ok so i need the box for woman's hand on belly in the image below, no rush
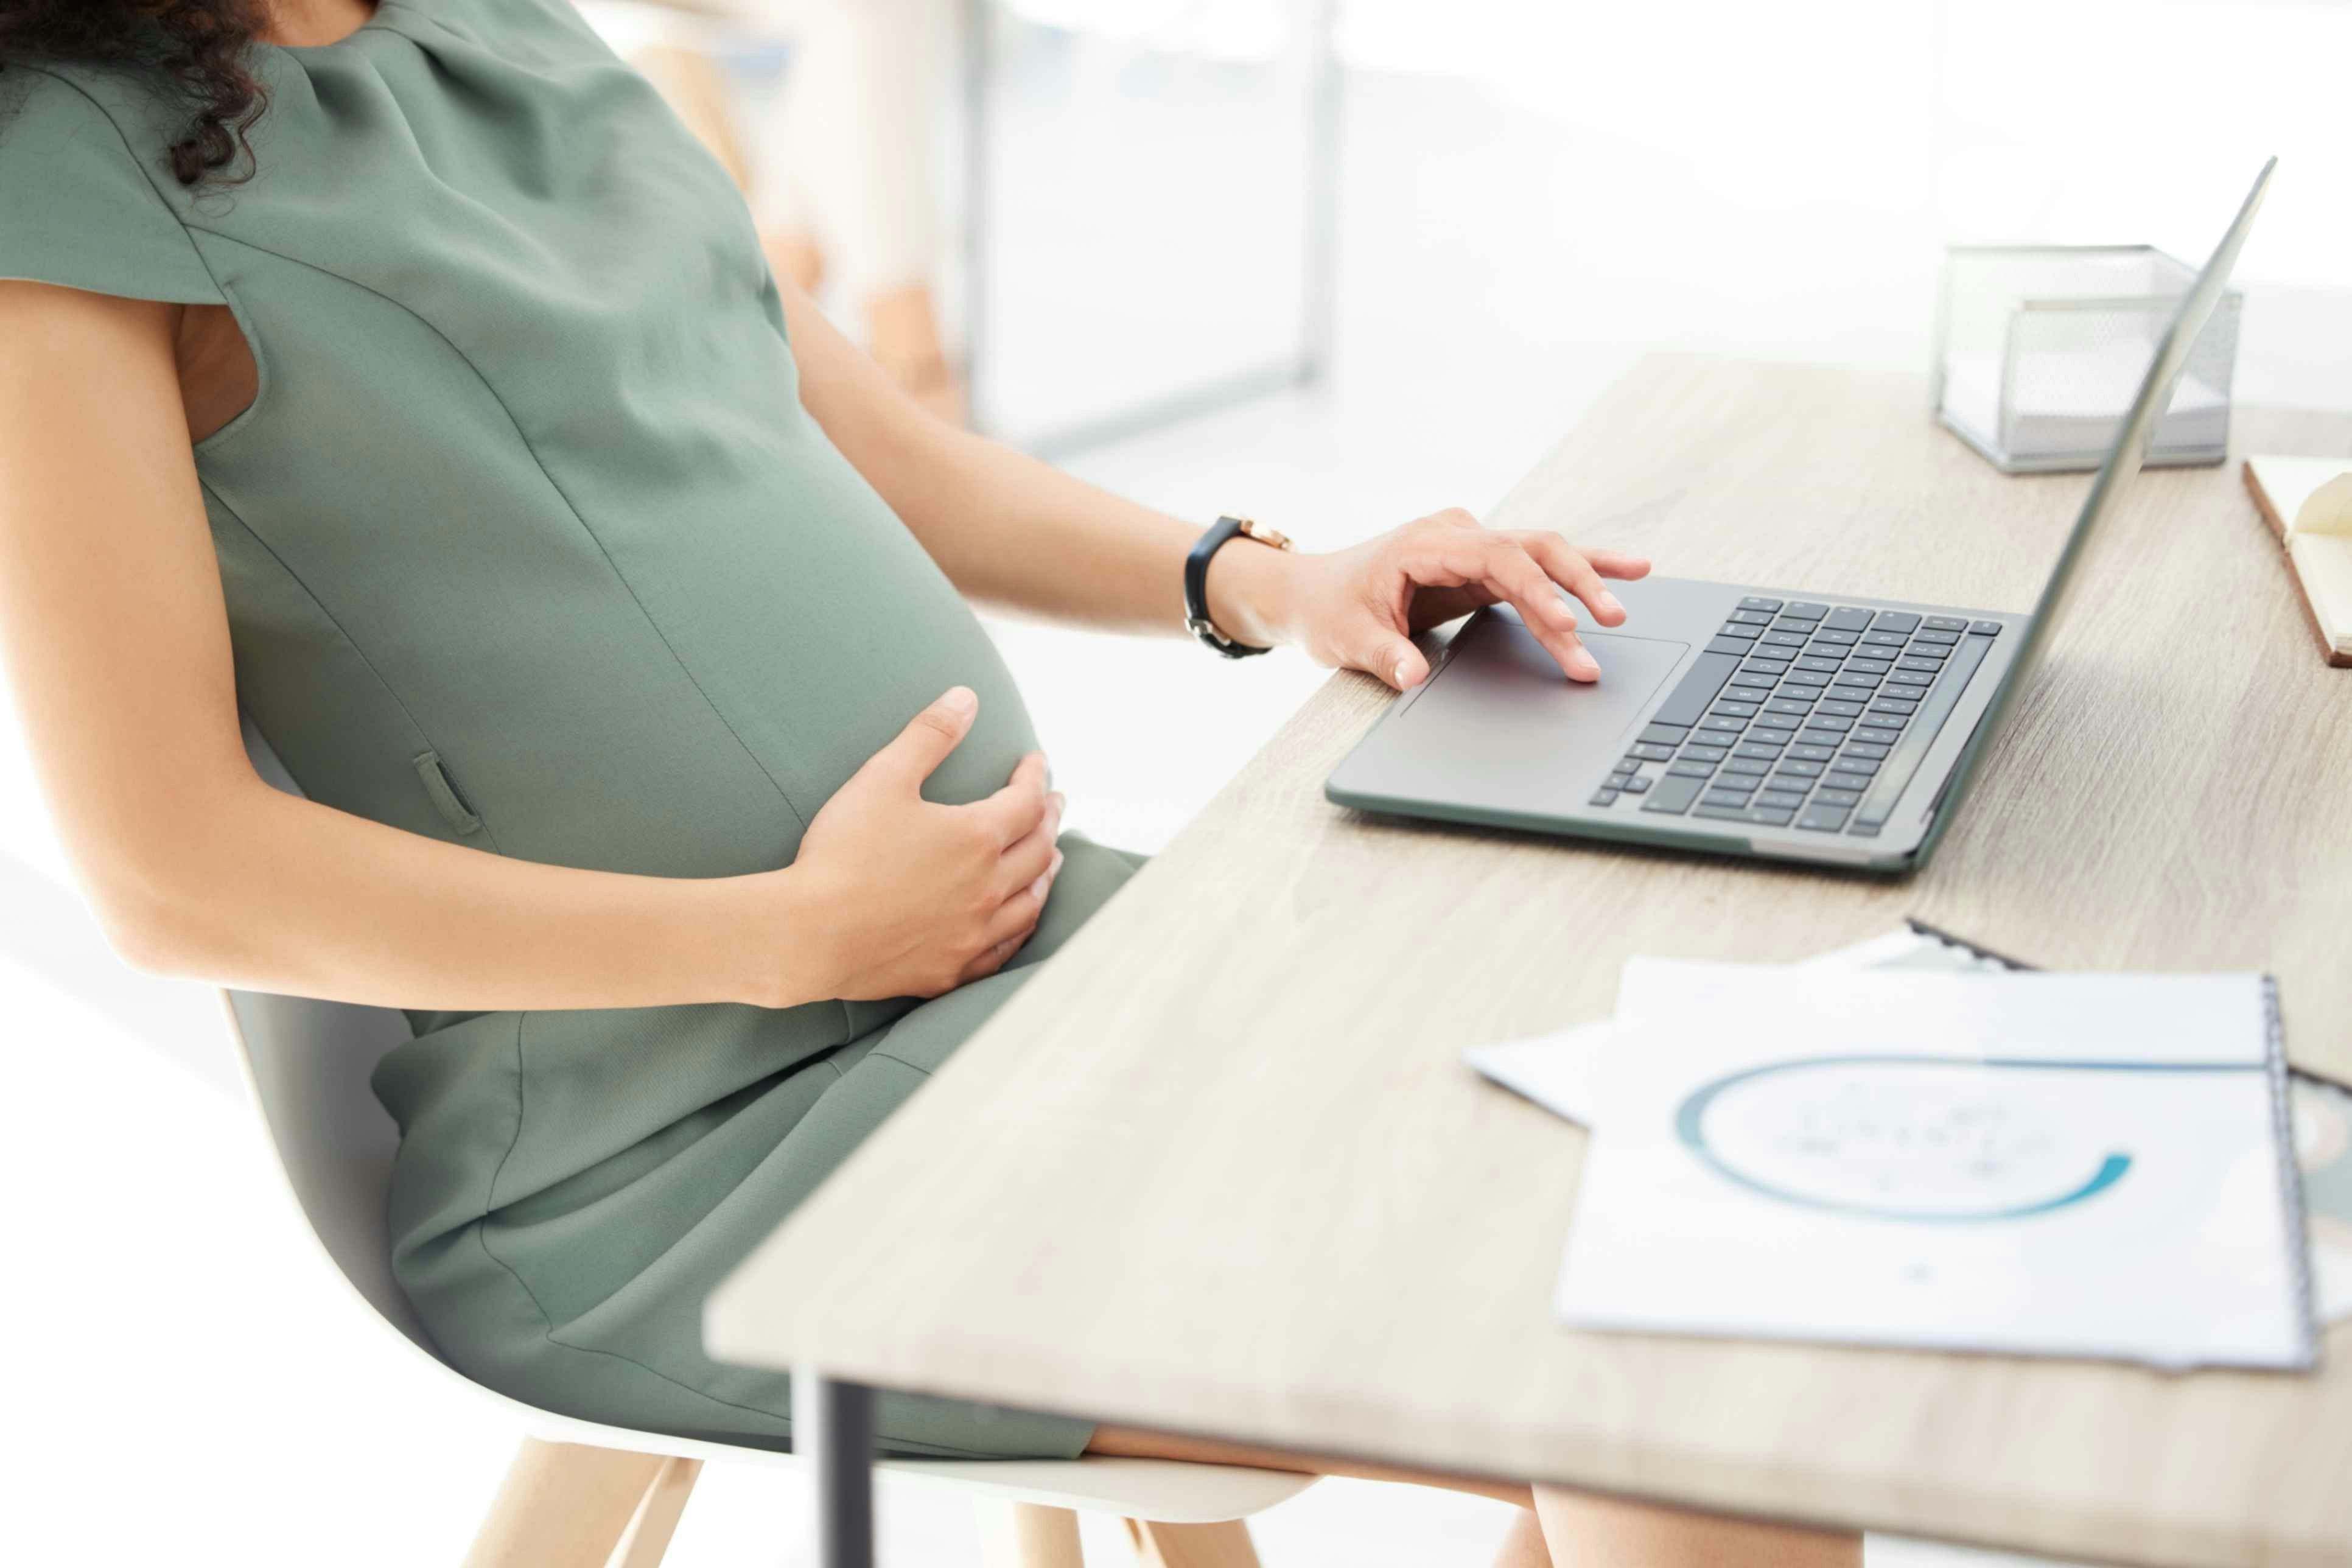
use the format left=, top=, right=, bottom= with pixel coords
left=767, top=686, right=1065, bottom=1006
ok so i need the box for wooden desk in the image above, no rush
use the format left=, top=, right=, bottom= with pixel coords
left=710, top=356, right=2352, bottom=1567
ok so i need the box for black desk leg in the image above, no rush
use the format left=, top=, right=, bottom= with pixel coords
left=796, top=1368, right=877, bottom=1568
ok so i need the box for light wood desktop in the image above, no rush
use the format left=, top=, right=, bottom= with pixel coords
left=708, top=355, right=2352, bottom=1567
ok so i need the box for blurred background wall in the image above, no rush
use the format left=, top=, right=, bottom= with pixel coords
left=880, top=0, right=2350, bottom=429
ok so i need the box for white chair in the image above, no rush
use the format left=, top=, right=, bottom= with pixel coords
left=223, top=723, right=1312, bottom=1567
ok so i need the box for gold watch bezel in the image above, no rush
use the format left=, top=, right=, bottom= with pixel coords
left=1231, top=516, right=1295, bottom=552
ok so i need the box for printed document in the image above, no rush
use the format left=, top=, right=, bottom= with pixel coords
left=1552, top=963, right=2313, bottom=1370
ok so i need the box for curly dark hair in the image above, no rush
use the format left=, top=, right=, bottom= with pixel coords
left=0, top=0, right=269, bottom=186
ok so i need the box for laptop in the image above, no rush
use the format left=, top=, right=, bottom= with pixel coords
left=1326, top=159, right=2274, bottom=874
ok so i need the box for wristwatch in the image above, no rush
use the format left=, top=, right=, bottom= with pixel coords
left=1183, top=514, right=1293, bottom=657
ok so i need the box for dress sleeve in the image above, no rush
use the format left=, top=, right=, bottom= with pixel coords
left=0, top=66, right=227, bottom=306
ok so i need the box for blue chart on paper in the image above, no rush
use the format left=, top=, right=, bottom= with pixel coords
left=1673, top=1055, right=2253, bottom=1224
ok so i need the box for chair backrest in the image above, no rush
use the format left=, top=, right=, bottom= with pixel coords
left=220, top=726, right=741, bottom=1458
left=225, top=988, right=437, bottom=1350
left=226, top=716, right=443, bottom=1356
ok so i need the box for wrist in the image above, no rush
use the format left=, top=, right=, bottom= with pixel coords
left=718, top=864, right=839, bottom=1010
left=1201, top=530, right=1299, bottom=650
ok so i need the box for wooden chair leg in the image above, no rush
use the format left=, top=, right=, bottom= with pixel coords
left=1122, top=1517, right=1262, bottom=1568
left=975, top=1499, right=1087, bottom=1568
left=461, top=1438, right=670, bottom=1568
left=611, top=1456, right=703, bottom=1568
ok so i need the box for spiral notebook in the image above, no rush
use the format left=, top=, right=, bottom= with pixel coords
left=1524, top=935, right=2318, bottom=1372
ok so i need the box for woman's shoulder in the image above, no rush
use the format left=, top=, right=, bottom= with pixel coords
left=0, top=54, right=168, bottom=135
left=0, top=61, right=225, bottom=308
left=0, top=57, right=185, bottom=192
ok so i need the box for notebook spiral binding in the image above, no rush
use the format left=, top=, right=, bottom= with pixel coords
left=1902, top=919, right=2026, bottom=971
left=1904, top=919, right=2322, bottom=1368
left=2257, top=973, right=2320, bottom=1364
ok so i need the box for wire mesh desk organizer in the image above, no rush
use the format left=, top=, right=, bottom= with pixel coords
left=1934, top=245, right=2241, bottom=474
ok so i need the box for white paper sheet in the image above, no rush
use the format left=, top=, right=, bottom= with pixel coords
left=1466, top=929, right=1991, bottom=1126
left=1550, top=964, right=2312, bottom=1370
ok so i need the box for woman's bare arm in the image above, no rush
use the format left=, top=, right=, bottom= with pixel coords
left=776, top=277, right=1651, bottom=687
left=774, top=277, right=1253, bottom=634
left=0, top=281, right=1059, bottom=1010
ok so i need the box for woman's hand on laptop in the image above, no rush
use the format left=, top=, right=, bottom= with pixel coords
left=1208, top=508, right=1650, bottom=690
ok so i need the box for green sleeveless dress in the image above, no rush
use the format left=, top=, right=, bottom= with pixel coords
left=0, top=0, right=1133, bottom=1458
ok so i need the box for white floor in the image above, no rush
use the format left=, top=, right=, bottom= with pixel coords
left=10, top=19, right=2326, bottom=1564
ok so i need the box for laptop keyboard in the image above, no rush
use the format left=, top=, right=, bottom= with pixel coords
left=1587, top=598, right=2002, bottom=838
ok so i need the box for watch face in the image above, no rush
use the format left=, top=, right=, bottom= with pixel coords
left=1238, top=519, right=1293, bottom=551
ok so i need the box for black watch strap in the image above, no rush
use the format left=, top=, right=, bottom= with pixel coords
left=1185, top=514, right=1289, bottom=658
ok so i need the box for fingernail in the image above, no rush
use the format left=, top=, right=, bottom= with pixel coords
left=1050, top=792, right=1067, bottom=818
left=942, top=686, right=976, bottom=715
left=1049, top=849, right=1065, bottom=877
left=1030, top=873, right=1049, bottom=903
left=1394, top=655, right=1418, bottom=687
left=1600, top=591, right=1623, bottom=616
left=1570, top=650, right=1601, bottom=680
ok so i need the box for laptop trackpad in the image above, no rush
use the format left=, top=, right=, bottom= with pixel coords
left=1395, top=618, right=1689, bottom=786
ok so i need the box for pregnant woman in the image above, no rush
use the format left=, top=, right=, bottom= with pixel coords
left=0, top=4, right=1852, bottom=1564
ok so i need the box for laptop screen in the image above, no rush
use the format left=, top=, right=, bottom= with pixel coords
left=1925, top=159, right=2274, bottom=841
